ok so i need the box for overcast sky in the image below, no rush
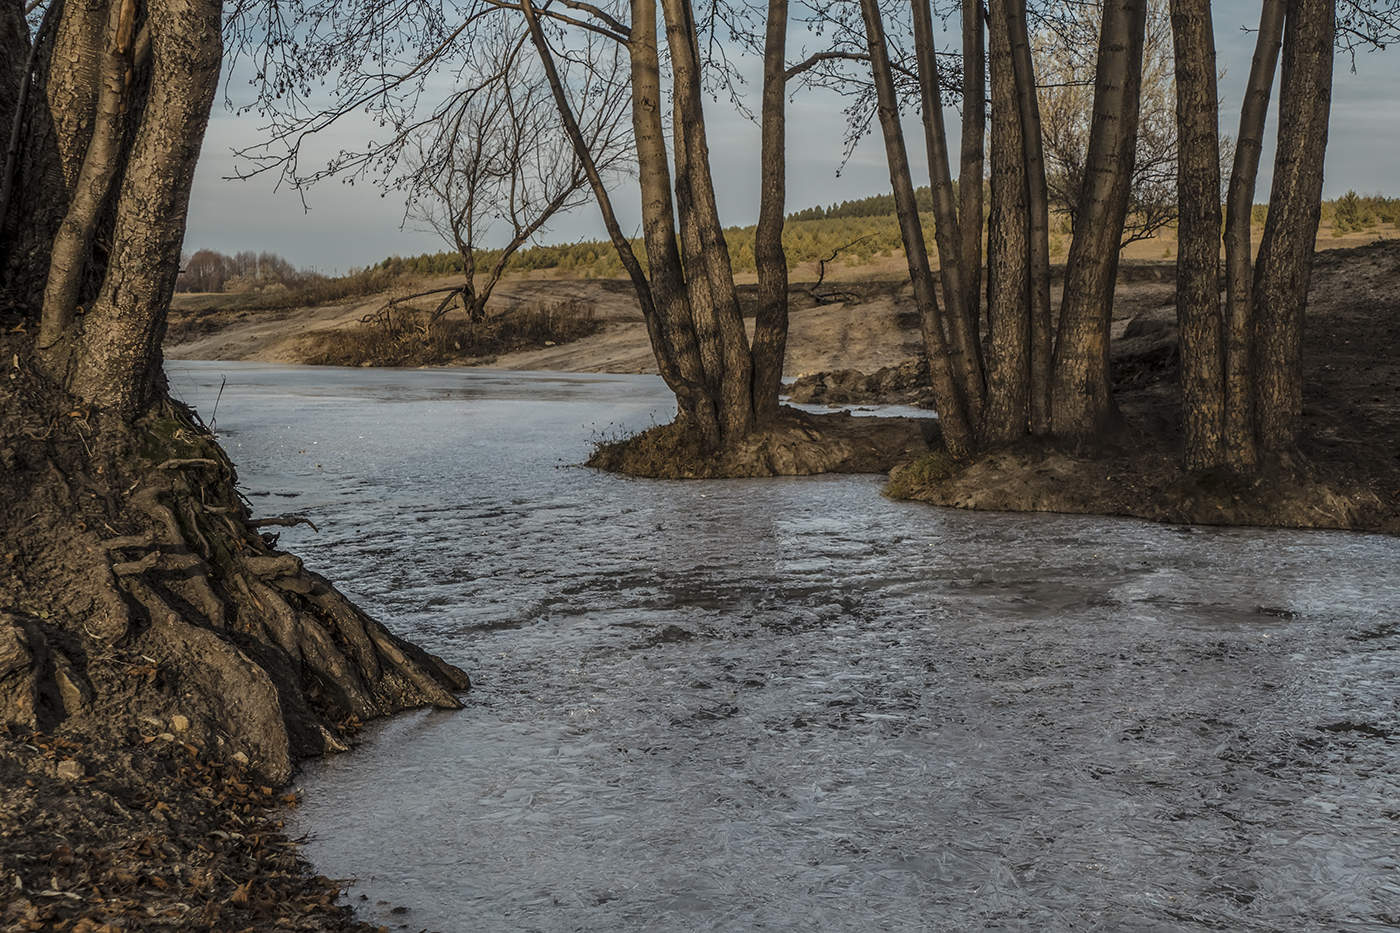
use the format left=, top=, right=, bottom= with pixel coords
left=184, top=4, right=1400, bottom=273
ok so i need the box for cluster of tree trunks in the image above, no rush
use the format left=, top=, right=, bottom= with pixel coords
left=209, top=0, right=1346, bottom=473
left=851, top=0, right=1337, bottom=472
left=519, top=0, right=791, bottom=452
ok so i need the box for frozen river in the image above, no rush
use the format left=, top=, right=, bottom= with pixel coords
left=171, top=361, right=1400, bottom=932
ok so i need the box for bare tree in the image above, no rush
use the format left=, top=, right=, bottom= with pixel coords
left=409, top=27, right=631, bottom=323
left=1170, top=0, right=1225, bottom=470
left=229, top=0, right=824, bottom=452
left=1048, top=0, right=1149, bottom=440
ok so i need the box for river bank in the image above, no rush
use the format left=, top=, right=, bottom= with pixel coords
left=886, top=242, right=1400, bottom=534
left=167, top=242, right=1400, bottom=533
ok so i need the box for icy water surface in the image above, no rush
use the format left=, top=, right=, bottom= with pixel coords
left=171, top=362, right=1400, bottom=932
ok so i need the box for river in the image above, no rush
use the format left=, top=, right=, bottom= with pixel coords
left=170, top=361, right=1399, bottom=932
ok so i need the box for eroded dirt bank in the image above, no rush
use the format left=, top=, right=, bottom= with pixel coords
left=588, top=407, right=939, bottom=478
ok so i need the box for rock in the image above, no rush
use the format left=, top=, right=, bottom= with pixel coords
left=157, top=732, right=176, bottom=743
left=56, top=759, right=84, bottom=781
left=231, top=751, right=250, bottom=767
left=52, top=653, right=93, bottom=714
left=171, top=714, right=191, bottom=733
left=0, top=614, right=41, bottom=728
left=0, top=616, right=30, bottom=680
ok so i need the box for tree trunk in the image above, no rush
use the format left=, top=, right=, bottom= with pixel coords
left=1223, top=0, right=1285, bottom=470
left=63, top=0, right=217, bottom=415
left=981, top=0, right=1031, bottom=445
left=0, top=0, right=27, bottom=173
left=959, top=0, right=985, bottom=340
left=752, top=0, right=789, bottom=423
left=516, top=0, right=688, bottom=400
left=998, top=0, right=1053, bottom=434
left=38, top=0, right=142, bottom=354
left=626, top=0, right=719, bottom=447
left=1253, top=0, right=1334, bottom=454
left=660, top=0, right=755, bottom=441
left=1170, top=0, right=1225, bottom=470
left=2, top=0, right=110, bottom=307
left=910, top=0, right=984, bottom=418
left=1050, top=0, right=1147, bottom=442
left=1, top=0, right=471, bottom=783
left=859, top=0, right=973, bottom=456
left=672, top=113, right=728, bottom=406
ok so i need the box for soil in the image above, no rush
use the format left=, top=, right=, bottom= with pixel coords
left=0, top=731, right=374, bottom=931
left=1, top=322, right=469, bottom=930
left=165, top=276, right=928, bottom=377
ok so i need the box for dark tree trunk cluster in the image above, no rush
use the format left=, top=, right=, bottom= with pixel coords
left=521, top=0, right=791, bottom=454
left=861, top=0, right=1147, bottom=454
left=854, top=0, right=1336, bottom=473
left=1172, top=0, right=1335, bottom=469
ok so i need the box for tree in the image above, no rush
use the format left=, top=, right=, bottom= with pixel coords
left=1170, top=0, right=1225, bottom=470
left=858, top=0, right=979, bottom=455
left=409, top=27, right=631, bottom=322
left=0, top=0, right=467, bottom=779
left=1171, top=0, right=1343, bottom=469
left=856, top=0, right=1149, bottom=448
left=1048, top=0, right=1149, bottom=440
left=232, top=0, right=808, bottom=454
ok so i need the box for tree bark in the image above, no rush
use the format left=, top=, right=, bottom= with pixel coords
left=626, top=0, right=719, bottom=446
left=910, top=0, right=984, bottom=418
left=859, top=0, right=973, bottom=456
left=0, top=0, right=27, bottom=178
left=0, top=0, right=33, bottom=241
left=998, top=0, right=1053, bottom=434
left=1253, top=0, right=1334, bottom=454
left=1170, top=0, right=1224, bottom=470
left=660, top=0, right=755, bottom=441
left=38, top=0, right=141, bottom=354
left=1223, top=0, right=1285, bottom=470
left=752, top=0, right=789, bottom=423
left=959, top=0, right=985, bottom=341
left=981, top=0, right=1031, bottom=445
left=672, top=113, right=728, bottom=406
left=64, top=0, right=219, bottom=415
left=1050, top=0, right=1147, bottom=442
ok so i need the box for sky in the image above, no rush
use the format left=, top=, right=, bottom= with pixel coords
left=183, top=3, right=1400, bottom=273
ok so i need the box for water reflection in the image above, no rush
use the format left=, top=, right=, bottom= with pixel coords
left=172, top=361, right=1400, bottom=932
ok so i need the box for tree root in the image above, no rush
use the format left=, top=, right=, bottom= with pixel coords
left=3, top=396, right=469, bottom=783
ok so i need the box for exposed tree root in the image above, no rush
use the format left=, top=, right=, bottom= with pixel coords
left=2, top=334, right=468, bottom=782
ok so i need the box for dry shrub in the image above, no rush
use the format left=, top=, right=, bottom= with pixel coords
left=303, top=298, right=601, bottom=367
